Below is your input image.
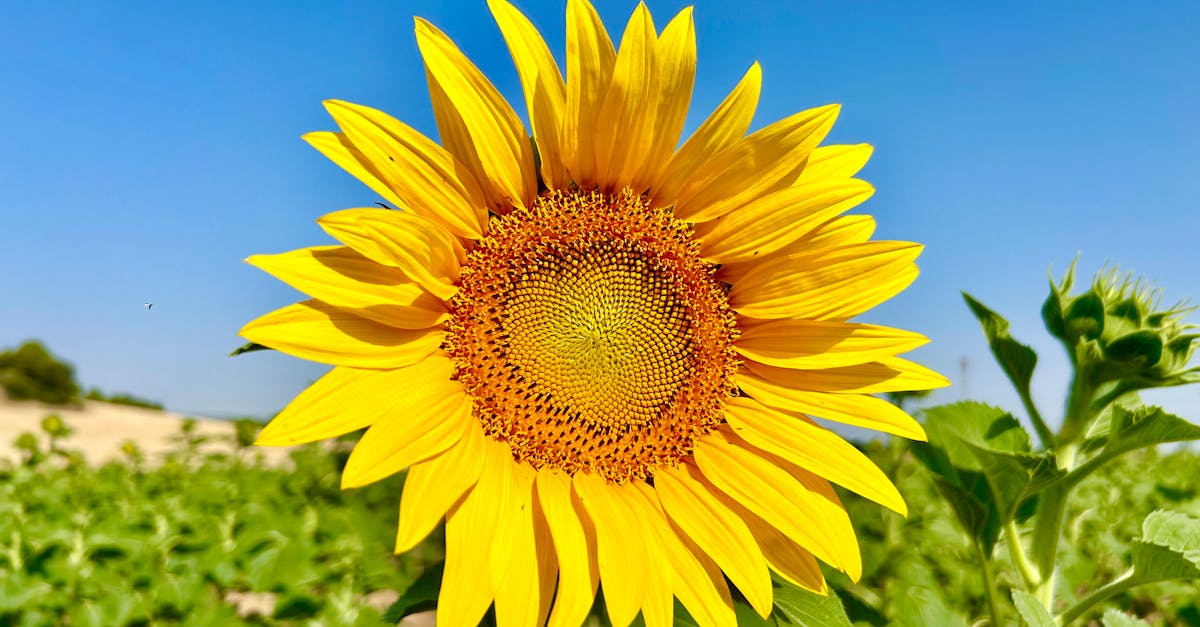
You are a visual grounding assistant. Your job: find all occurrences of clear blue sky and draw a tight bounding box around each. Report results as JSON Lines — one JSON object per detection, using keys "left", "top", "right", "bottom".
{"left": 3, "top": 1, "right": 1198, "bottom": 428}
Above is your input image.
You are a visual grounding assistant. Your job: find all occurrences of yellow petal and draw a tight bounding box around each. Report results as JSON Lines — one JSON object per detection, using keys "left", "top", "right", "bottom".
{"left": 697, "top": 179, "right": 875, "bottom": 263}
{"left": 395, "top": 422, "right": 486, "bottom": 553}
{"left": 315, "top": 208, "right": 401, "bottom": 268}
{"left": 628, "top": 482, "right": 737, "bottom": 627}
{"left": 673, "top": 104, "right": 840, "bottom": 223}
{"left": 253, "top": 366, "right": 391, "bottom": 446}
{"left": 415, "top": 18, "right": 536, "bottom": 210}
{"left": 495, "top": 462, "right": 554, "bottom": 627}
{"left": 441, "top": 484, "right": 498, "bottom": 627}
{"left": 239, "top": 300, "right": 444, "bottom": 368}
{"left": 656, "top": 465, "right": 773, "bottom": 617}
{"left": 736, "top": 371, "right": 927, "bottom": 440}
{"left": 425, "top": 66, "right": 492, "bottom": 210}
{"left": 353, "top": 211, "right": 464, "bottom": 302}
{"left": 573, "top": 474, "right": 645, "bottom": 627}
{"left": 735, "top": 318, "right": 928, "bottom": 370}
{"left": 728, "top": 241, "right": 923, "bottom": 320}
{"left": 737, "top": 505, "right": 828, "bottom": 595}
{"left": 695, "top": 427, "right": 862, "bottom": 581}
{"left": 341, "top": 380, "right": 471, "bottom": 488}
{"left": 322, "top": 100, "right": 488, "bottom": 239}
{"left": 634, "top": 7, "right": 695, "bottom": 193}
{"left": 302, "top": 131, "right": 406, "bottom": 211}
{"left": 744, "top": 357, "right": 950, "bottom": 395}
{"left": 488, "top": 0, "right": 569, "bottom": 190}
{"left": 246, "top": 246, "right": 448, "bottom": 330}
{"left": 564, "top": 0, "right": 616, "bottom": 187}
{"left": 619, "top": 482, "right": 674, "bottom": 627}
{"left": 655, "top": 63, "right": 761, "bottom": 205}
{"left": 438, "top": 438, "right": 524, "bottom": 627}
{"left": 593, "top": 3, "right": 658, "bottom": 191}
{"left": 724, "top": 396, "right": 906, "bottom": 515}
{"left": 533, "top": 493, "right": 561, "bottom": 627}
{"left": 796, "top": 144, "right": 874, "bottom": 183}
{"left": 536, "top": 470, "right": 600, "bottom": 627}
{"left": 717, "top": 214, "right": 877, "bottom": 284}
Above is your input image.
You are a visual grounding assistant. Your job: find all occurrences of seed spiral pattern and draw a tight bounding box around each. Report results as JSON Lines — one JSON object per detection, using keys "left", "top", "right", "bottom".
{"left": 445, "top": 188, "right": 739, "bottom": 482}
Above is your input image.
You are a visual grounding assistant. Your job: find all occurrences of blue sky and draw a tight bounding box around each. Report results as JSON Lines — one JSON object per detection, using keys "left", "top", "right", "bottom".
{"left": 2, "top": 1, "right": 1197, "bottom": 430}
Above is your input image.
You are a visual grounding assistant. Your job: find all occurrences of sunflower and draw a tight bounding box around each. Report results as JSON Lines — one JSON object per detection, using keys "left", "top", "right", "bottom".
{"left": 242, "top": 1, "right": 948, "bottom": 625}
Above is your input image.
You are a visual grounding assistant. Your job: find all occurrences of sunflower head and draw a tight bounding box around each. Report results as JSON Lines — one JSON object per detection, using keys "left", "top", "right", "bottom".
{"left": 241, "top": 2, "right": 947, "bottom": 626}
{"left": 1043, "top": 262, "right": 1198, "bottom": 390}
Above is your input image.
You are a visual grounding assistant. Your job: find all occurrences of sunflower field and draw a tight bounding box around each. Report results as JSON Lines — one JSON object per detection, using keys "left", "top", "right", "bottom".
{"left": 2, "top": 399, "right": 1198, "bottom": 626}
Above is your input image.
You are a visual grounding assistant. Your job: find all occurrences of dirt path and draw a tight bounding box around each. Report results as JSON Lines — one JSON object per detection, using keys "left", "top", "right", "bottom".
{"left": 0, "top": 397, "right": 293, "bottom": 466}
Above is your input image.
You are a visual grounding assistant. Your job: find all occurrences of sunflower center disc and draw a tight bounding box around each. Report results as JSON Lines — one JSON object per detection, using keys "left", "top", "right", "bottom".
{"left": 446, "top": 189, "right": 738, "bottom": 482}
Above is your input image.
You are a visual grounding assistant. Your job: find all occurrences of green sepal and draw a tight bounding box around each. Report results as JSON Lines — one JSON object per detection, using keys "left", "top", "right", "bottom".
{"left": 1011, "top": 589, "right": 1054, "bottom": 627}
{"left": 229, "top": 341, "right": 272, "bottom": 357}
{"left": 1105, "top": 331, "right": 1164, "bottom": 371}
{"left": 1065, "top": 290, "right": 1106, "bottom": 342}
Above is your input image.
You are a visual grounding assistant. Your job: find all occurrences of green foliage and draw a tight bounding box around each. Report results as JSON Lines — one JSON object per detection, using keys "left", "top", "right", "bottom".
{"left": 830, "top": 441, "right": 1200, "bottom": 626}
{"left": 923, "top": 264, "right": 1200, "bottom": 626}
{"left": 85, "top": 387, "right": 164, "bottom": 410}
{"left": 0, "top": 422, "right": 437, "bottom": 626}
{"left": 0, "top": 340, "right": 81, "bottom": 405}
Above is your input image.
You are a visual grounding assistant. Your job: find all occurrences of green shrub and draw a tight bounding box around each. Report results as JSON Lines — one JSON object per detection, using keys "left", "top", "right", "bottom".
{"left": 0, "top": 340, "right": 81, "bottom": 404}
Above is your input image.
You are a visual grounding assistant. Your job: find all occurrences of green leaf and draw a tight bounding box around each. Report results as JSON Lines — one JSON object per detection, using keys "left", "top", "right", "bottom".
{"left": 967, "top": 445, "right": 1064, "bottom": 522}
{"left": 229, "top": 342, "right": 272, "bottom": 357}
{"left": 912, "top": 402, "right": 1031, "bottom": 550}
{"left": 1105, "top": 405, "right": 1200, "bottom": 457}
{"left": 1011, "top": 589, "right": 1053, "bottom": 627}
{"left": 735, "top": 601, "right": 777, "bottom": 626}
{"left": 1131, "top": 510, "right": 1200, "bottom": 581}
{"left": 1101, "top": 609, "right": 1153, "bottom": 627}
{"left": 672, "top": 599, "right": 702, "bottom": 627}
{"left": 962, "top": 292, "right": 1039, "bottom": 400}
{"left": 770, "top": 583, "right": 851, "bottom": 627}
{"left": 382, "top": 560, "right": 443, "bottom": 623}
{"left": 893, "top": 588, "right": 969, "bottom": 627}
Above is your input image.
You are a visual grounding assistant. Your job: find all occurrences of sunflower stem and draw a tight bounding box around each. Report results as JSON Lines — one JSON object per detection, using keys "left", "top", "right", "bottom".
{"left": 974, "top": 539, "right": 1003, "bottom": 627}
{"left": 1030, "top": 364, "right": 1093, "bottom": 609}
{"left": 1057, "top": 568, "right": 1137, "bottom": 625}
{"left": 1003, "top": 519, "right": 1041, "bottom": 590}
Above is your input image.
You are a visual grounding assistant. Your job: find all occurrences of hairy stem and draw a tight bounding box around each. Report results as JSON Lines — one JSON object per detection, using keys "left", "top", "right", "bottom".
{"left": 1058, "top": 569, "right": 1137, "bottom": 625}
{"left": 1003, "top": 519, "right": 1041, "bottom": 589}
{"left": 974, "top": 539, "right": 1003, "bottom": 627}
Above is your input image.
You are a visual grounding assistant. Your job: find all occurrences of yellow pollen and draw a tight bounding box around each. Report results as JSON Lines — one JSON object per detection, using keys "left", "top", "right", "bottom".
{"left": 445, "top": 189, "right": 739, "bottom": 483}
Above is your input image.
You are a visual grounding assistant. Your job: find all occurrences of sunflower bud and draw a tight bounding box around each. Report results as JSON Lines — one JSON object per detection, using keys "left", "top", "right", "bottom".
{"left": 1044, "top": 263, "right": 1198, "bottom": 390}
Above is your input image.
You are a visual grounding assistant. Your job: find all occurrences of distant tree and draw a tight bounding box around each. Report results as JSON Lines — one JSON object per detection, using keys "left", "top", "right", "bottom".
{"left": 0, "top": 340, "right": 81, "bottom": 404}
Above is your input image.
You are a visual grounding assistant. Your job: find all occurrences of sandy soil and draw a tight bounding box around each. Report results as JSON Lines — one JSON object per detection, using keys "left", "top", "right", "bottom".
{"left": 0, "top": 396, "right": 294, "bottom": 466}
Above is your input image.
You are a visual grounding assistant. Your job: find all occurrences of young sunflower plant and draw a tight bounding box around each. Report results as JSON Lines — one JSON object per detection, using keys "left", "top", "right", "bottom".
{"left": 240, "top": 1, "right": 947, "bottom": 625}
{"left": 917, "top": 264, "right": 1200, "bottom": 626}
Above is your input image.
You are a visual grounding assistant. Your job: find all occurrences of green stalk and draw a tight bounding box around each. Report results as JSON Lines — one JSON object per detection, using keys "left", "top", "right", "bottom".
{"left": 1031, "top": 367, "right": 1093, "bottom": 607}
{"left": 1058, "top": 569, "right": 1137, "bottom": 625}
{"left": 974, "top": 539, "right": 1003, "bottom": 627}
{"left": 1029, "top": 483, "right": 1067, "bottom": 606}
{"left": 1003, "top": 519, "right": 1041, "bottom": 589}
